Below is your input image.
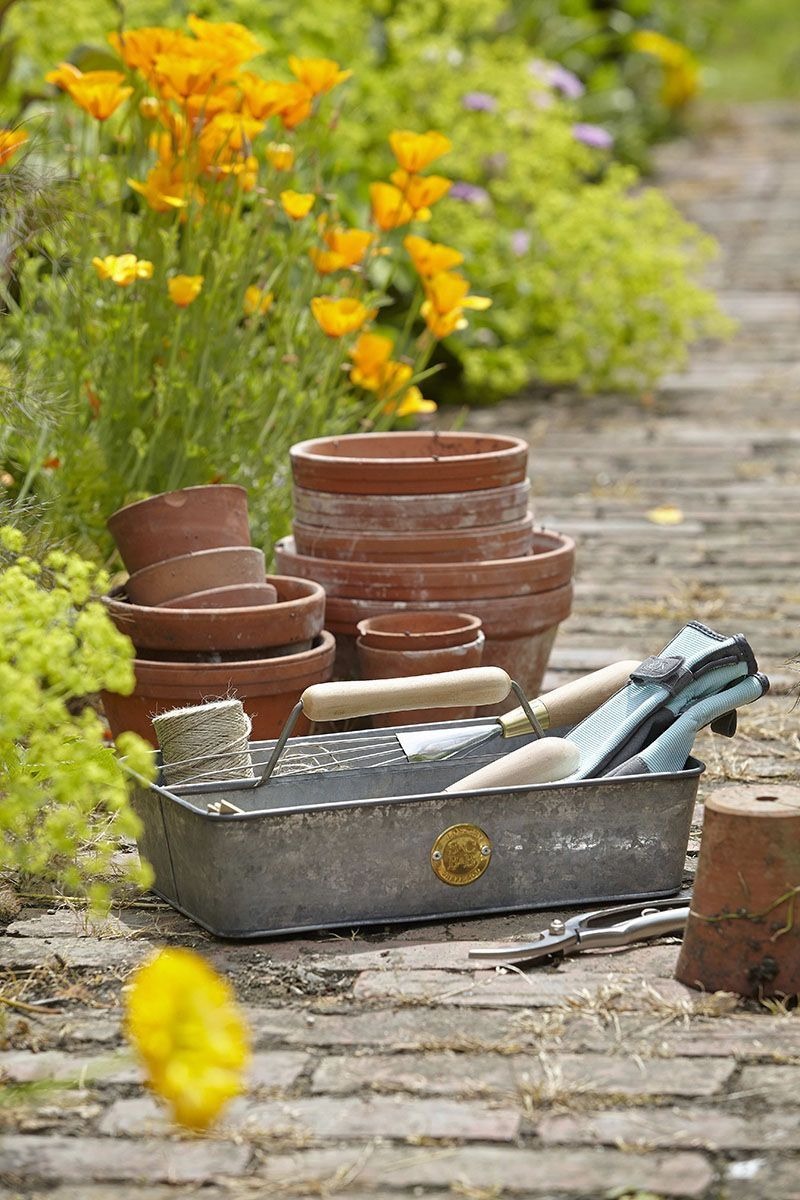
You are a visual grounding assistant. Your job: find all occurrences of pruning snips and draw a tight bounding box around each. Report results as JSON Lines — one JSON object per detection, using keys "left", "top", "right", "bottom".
{"left": 469, "top": 895, "right": 691, "bottom": 967}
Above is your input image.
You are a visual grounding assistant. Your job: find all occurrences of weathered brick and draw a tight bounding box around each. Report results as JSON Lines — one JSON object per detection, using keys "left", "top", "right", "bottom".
{"left": 565, "top": 1015, "right": 800, "bottom": 1061}
{"left": 0, "top": 1136, "right": 250, "bottom": 1185}
{"left": 724, "top": 1156, "right": 800, "bottom": 1200}
{"left": 315, "top": 941, "right": 680, "bottom": 977}
{"left": 538, "top": 1106, "right": 800, "bottom": 1150}
{"left": 0, "top": 938, "right": 149, "bottom": 971}
{"left": 255, "top": 1144, "right": 715, "bottom": 1197}
{"left": 311, "top": 1051, "right": 734, "bottom": 1099}
{"left": 735, "top": 1064, "right": 800, "bottom": 1104}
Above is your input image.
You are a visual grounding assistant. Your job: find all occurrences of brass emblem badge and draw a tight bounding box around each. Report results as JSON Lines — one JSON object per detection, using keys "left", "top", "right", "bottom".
{"left": 430, "top": 823, "right": 492, "bottom": 886}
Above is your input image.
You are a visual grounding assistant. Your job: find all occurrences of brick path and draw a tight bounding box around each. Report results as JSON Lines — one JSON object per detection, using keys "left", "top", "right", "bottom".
{"left": 2, "top": 105, "right": 799, "bottom": 1199}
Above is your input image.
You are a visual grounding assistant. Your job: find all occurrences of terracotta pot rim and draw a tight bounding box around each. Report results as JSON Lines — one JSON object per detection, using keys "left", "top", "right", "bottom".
{"left": 162, "top": 582, "right": 278, "bottom": 609}
{"left": 127, "top": 545, "right": 266, "bottom": 606}
{"left": 105, "top": 573, "right": 324, "bottom": 620}
{"left": 292, "top": 513, "right": 533, "bottom": 562}
{"left": 107, "top": 483, "right": 248, "bottom": 528}
{"left": 356, "top": 630, "right": 485, "bottom": 662}
{"left": 132, "top": 629, "right": 335, "bottom": 679}
{"left": 291, "top": 431, "right": 527, "bottom": 467}
{"left": 356, "top": 611, "right": 482, "bottom": 650}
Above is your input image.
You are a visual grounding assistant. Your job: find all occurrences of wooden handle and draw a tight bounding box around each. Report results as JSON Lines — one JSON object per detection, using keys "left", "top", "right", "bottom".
{"left": 445, "top": 737, "right": 580, "bottom": 792}
{"left": 301, "top": 667, "right": 512, "bottom": 723}
{"left": 499, "top": 660, "right": 639, "bottom": 737}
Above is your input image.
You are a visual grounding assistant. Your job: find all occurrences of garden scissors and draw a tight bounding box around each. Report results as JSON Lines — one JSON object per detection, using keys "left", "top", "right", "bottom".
{"left": 469, "top": 895, "right": 691, "bottom": 967}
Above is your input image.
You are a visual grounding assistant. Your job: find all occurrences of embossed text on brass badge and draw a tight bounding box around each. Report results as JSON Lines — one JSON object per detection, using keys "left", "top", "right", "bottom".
{"left": 430, "top": 823, "right": 492, "bottom": 886}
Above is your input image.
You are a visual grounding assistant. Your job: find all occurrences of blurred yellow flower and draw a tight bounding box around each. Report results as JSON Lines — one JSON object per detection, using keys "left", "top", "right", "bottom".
{"left": 393, "top": 385, "right": 437, "bottom": 418}
{"left": 65, "top": 73, "right": 133, "bottom": 121}
{"left": 241, "top": 76, "right": 312, "bottom": 129}
{"left": 266, "top": 141, "right": 295, "bottom": 171}
{"left": 311, "top": 226, "right": 374, "bottom": 273}
{"left": 138, "top": 95, "right": 161, "bottom": 120}
{"left": 200, "top": 112, "right": 265, "bottom": 160}
{"left": 288, "top": 56, "right": 352, "bottom": 97}
{"left": 389, "top": 130, "right": 452, "bottom": 174}
{"left": 129, "top": 160, "right": 199, "bottom": 212}
{"left": 125, "top": 948, "right": 249, "bottom": 1131}
{"left": 45, "top": 61, "right": 82, "bottom": 91}
{"left": 391, "top": 170, "right": 451, "bottom": 212}
{"left": 631, "top": 30, "right": 700, "bottom": 108}
{"left": 92, "top": 253, "right": 153, "bottom": 286}
{"left": 187, "top": 14, "right": 264, "bottom": 65}
{"left": 404, "top": 234, "right": 464, "bottom": 277}
{"left": 0, "top": 128, "right": 28, "bottom": 167}
{"left": 311, "top": 296, "right": 375, "bottom": 338}
{"left": 244, "top": 285, "right": 274, "bottom": 316}
{"left": 369, "top": 182, "right": 415, "bottom": 231}
{"left": 421, "top": 271, "right": 492, "bottom": 339}
{"left": 280, "top": 190, "right": 315, "bottom": 219}
{"left": 108, "top": 27, "right": 185, "bottom": 77}
{"left": 348, "top": 331, "right": 413, "bottom": 398}
{"left": 168, "top": 274, "right": 204, "bottom": 307}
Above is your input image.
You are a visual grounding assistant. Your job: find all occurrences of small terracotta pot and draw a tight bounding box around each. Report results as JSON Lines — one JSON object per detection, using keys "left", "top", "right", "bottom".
{"left": 161, "top": 583, "right": 278, "bottom": 609}
{"left": 107, "top": 485, "right": 251, "bottom": 574}
{"left": 292, "top": 480, "right": 532, "bottom": 532}
{"left": 102, "top": 631, "right": 336, "bottom": 744}
{"left": 356, "top": 632, "right": 485, "bottom": 727}
{"left": 274, "top": 529, "right": 575, "bottom": 602}
{"left": 292, "top": 513, "right": 534, "bottom": 563}
{"left": 126, "top": 546, "right": 266, "bottom": 606}
{"left": 356, "top": 611, "right": 482, "bottom": 652}
{"left": 103, "top": 575, "right": 325, "bottom": 654}
{"left": 675, "top": 784, "right": 800, "bottom": 999}
{"left": 290, "top": 432, "right": 528, "bottom": 495}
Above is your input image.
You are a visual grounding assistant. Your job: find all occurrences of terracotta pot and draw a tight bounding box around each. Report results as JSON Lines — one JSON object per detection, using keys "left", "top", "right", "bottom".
{"left": 103, "top": 575, "right": 325, "bottom": 654}
{"left": 675, "top": 784, "right": 800, "bottom": 999}
{"left": 107, "top": 484, "right": 251, "bottom": 574}
{"left": 356, "top": 611, "right": 482, "bottom": 652}
{"left": 161, "top": 583, "right": 278, "bottom": 609}
{"left": 290, "top": 432, "right": 528, "bottom": 495}
{"left": 293, "top": 512, "right": 534, "bottom": 564}
{"left": 356, "top": 632, "right": 485, "bottom": 727}
{"left": 126, "top": 546, "right": 266, "bottom": 606}
{"left": 326, "top": 581, "right": 574, "bottom": 707}
{"left": 274, "top": 529, "right": 575, "bottom": 602}
{"left": 292, "top": 480, "right": 532, "bottom": 533}
{"left": 102, "top": 631, "right": 336, "bottom": 745}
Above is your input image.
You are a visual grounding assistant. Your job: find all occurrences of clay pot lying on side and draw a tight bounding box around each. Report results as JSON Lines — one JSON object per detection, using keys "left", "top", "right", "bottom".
{"left": 126, "top": 546, "right": 266, "bottom": 606}
{"left": 356, "top": 611, "right": 482, "bottom": 652}
{"left": 356, "top": 628, "right": 485, "bottom": 728}
{"left": 290, "top": 431, "right": 528, "bottom": 495}
{"left": 161, "top": 583, "right": 278, "bottom": 609}
{"left": 102, "top": 631, "right": 336, "bottom": 745}
{"left": 107, "top": 484, "right": 252, "bottom": 574}
{"left": 103, "top": 575, "right": 325, "bottom": 654}
{"left": 292, "top": 512, "right": 534, "bottom": 564}
{"left": 292, "top": 480, "right": 532, "bottom": 533}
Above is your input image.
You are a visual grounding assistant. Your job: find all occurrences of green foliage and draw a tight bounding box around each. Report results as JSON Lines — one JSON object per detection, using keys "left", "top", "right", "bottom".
{"left": 0, "top": 525, "right": 154, "bottom": 910}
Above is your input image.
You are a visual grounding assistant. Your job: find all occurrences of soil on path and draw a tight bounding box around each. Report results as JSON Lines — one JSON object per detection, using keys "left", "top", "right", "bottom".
{"left": 2, "top": 104, "right": 799, "bottom": 1200}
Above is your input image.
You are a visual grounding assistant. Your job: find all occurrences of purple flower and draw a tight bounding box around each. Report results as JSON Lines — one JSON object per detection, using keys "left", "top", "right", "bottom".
{"left": 510, "top": 229, "right": 531, "bottom": 257}
{"left": 572, "top": 122, "right": 614, "bottom": 150}
{"left": 547, "top": 64, "right": 585, "bottom": 100}
{"left": 450, "top": 181, "right": 491, "bottom": 207}
{"left": 461, "top": 90, "right": 497, "bottom": 112}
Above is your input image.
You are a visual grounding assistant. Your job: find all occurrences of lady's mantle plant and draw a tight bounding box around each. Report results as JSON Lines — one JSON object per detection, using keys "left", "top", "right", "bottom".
{"left": 0, "top": 526, "right": 153, "bottom": 909}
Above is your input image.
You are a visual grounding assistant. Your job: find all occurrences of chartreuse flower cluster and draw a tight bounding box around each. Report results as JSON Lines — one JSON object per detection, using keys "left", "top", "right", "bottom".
{"left": 0, "top": 526, "right": 154, "bottom": 910}
{"left": 8, "top": 15, "right": 488, "bottom": 553}
{"left": 125, "top": 947, "right": 249, "bottom": 1130}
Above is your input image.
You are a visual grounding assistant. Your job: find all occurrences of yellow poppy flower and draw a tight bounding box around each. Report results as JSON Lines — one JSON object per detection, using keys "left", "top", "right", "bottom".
{"left": 369, "top": 182, "right": 415, "bottom": 231}
{"left": 187, "top": 14, "right": 263, "bottom": 65}
{"left": 311, "top": 296, "right": 375, "bottom": 338}
{"left": 66, "top": 74, "right": 133, "bottom": 121}
{"left": 390, "top": 170, "right": 452, "bottom": 211}
{"left": 129, "top": 160, "right": 200, "bottom": 213}
{"left": 241, "top": 76, "right": 313, "bottom": 129}
{"left": 389, "top": 130, "right": 452, "bottom": 174}
{"left": 420, "top": 304, "right": 466, "bottom": 339}
{"left": 0, "top": 128, "right": 28, "bottom": 167}
{"left": 288, "top": 56, "right": 352, "bottom": 97}
{"left": 138, "top": 95, "right": 161, "bottom": 120}
{"left": 125, "top": 948, "right": 249, "bottom": 1131}
{"left": 108, "top": 27, "right": 186, "bottom": 76}
{"left": 421, "top": 271, "right": 492, "bottom": 339}
{"left": 403, "top": 234, "right": 464, "bottom": 277}
{"left": 244, "top": 285, "right": 274, "bottom": 316}
{"left": 168, "top": 274, "right": 204, "bottom": 307}
{"left": 631, "top": 29, "right": 700, "bottom": 108}
{"left": 311, "top": 227, "right": 374, "bottom": 273}
{"left": 92, "top": 253, "right": 154, "bottom": 286}
{"left": 348, "top": 330, "right": 394, "bottom": 387}
{"left": 266, "top": 141, "right": 295, "bottom": 171}
{"left": 45, "top": 61, "right": 82, "bottom": 91}
{"left": 393, "top": 385, "right": 437, "bottom": 418}
{"left": 280, "top": 189, "right": 315, "bottom": 219}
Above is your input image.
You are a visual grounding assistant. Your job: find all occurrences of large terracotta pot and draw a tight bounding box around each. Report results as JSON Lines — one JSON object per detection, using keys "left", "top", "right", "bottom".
{"left": 274, "top": 529, "right": 575, "bottom": 602}
{"left": 102, "top": 631, "right": 336, "bottom": 744}
{"left": 103, "top": 575, "right": 324, "bottom": 655}
{"left": 326, "top": 581, "right": 574, "bottom": 707}
{"left": 356, "top": 628, "right": 485, "bottom": 728}
{"left": 356, "top": 611, "right": 482, "bottom": 652}
{"left": 292, "top": 513, "right": 534, "bottom": 564}
{"left": 126, "top": 546, "right": 266, "bottom": 606}
{"left": 290, "top": 432, "right": 528, "bottom": 495}
{"left": 107, "top": 485, "right": 251, "bottom": 575}
{"left": 292, "top": 480, "right": 532, "bottom": 532}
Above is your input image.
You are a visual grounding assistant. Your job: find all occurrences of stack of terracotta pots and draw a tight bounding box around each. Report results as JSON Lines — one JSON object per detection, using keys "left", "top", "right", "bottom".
{"left": 275, "top": 432, "right": 575, "bottom": 710}
{"left": 100, "top": 484, "right": 334, "bottom": 743}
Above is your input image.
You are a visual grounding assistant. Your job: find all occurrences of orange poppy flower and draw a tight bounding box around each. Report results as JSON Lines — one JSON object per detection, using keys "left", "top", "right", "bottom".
{"left": 66, "top": 74, "right": 133, "bottom": 121}
{"left": 420, "top": 271, "right": 492, "bottom": 339}
{"left": 280, "top": 190, "right": 315, "bottom": 219}
{"left": 199, "top": 112, "right": 265, "bottom": 165}
{"left": 240, "top": 76, "right": 312, "bottom": 130}
{"left": 0, "top": 128, "right": 28, "bottom": 167}
{"left": 369, "top": 182, "right": 415, "bottom": 231}
{"left": 168, "top": 274, "right": 204, "bottom": 307}
{"left": 392, "top": 385, "right": 437, "bottom": 417}
{"left": 243, "top": 285, "right": 274, "bottom": 316}
{"left": 129, "top": 160, "right": 200, "bottom": 213}
{"left": 403, "top": 235, "right": 464, "bottom": 277}
{"left": 311, "top": 227, "right": 374, "bottom": 272}
{"left": 389, "top": 130, "right": 452, "bottom": 174}
{"left": 108, "top": 27, "right": 186, "bottom": 77}
{"left": 390, "top": 170, "right": 451, "bottom": 211}
{"left": 311, "top": 296, "right": 375, "bottom": 338}
{"left": 288, "top": 56, "right": 352, "bottom": 97}
{"left": 45, "top": 62, "right": 82, "bottom": 91}
{"left": 92, "top": 253, "right": 154, "bottom": 286}
{"left": 348, "top": 332, "right": 412, "bottom": 398}
{"left": 266, "top": 141, "right": 295, "bottom": 171}
{"left": 187, "top": 14, "right": 263, "bottom": 66}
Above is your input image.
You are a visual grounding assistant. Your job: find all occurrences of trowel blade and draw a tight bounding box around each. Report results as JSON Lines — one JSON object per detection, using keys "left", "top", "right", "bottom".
{"left": 395, "top": 722, "right": 499, "bottom": 762}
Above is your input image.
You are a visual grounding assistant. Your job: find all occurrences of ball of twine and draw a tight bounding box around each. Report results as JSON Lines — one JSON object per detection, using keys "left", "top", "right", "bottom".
{"left": 152, "top": 698, "right": 254, "bottom": 786}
